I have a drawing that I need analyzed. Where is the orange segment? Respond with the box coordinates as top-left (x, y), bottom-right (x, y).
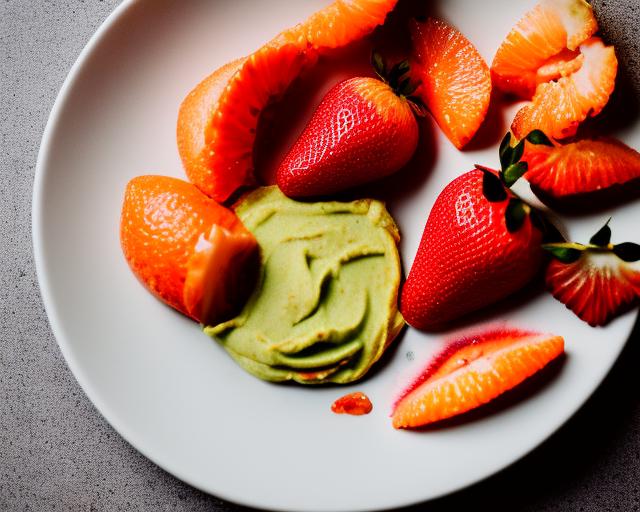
top-left (178, 0), bottom-right (398, 202)
top-left (392, 330), bottom-right (564, 428)
top-left (120, 176), bottom-right (257, 323)
top-left (177, 58), bottom-right (245, 198)
top-left (303, 0), bottom-right (398, 49)
top-left (491, 0), bottom-right (597, 98)
top-left (511, 37), bottom-right (617, 140)
top-left (410, 18), bottom-right (491, 149)
top-left (201, 36), bottom-right (310, 202)
top-left (523, 137), bottom-right (640, 197)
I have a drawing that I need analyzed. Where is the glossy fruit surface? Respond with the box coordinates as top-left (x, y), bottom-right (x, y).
top-left (544, 223), bottom-right (640, 326)
top-left (392, 328), bottom-right (564, 428)
top-left (178, 0), bottom-right (398, 202)
top-left (410, 17), bottom-right (491, 149)
top-left (511, 37), bottom-right (617, 140)
top-left (401, 169), bottom-right (544, 330)
top-left (276, 76), bottom-right (418, 197)
top-left (177, 59), bottom-right (245, 200)
top-left (491, 0), bottom-right (597, 98)
top-left (523, 137), bottom-right (640, 197)
top-left (120, 175), bottom-right (257, 324)
top-left (302, 0), bottom-right (398, 49)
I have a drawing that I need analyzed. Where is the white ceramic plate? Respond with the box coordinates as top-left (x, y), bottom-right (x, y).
top-left (33, 1), bottom-right (640, 510)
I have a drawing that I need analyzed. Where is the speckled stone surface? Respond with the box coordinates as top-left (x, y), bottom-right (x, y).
top-left (1, 1), bottom-right (639, 511)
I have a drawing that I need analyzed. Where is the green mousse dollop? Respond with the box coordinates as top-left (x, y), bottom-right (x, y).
top-left (204, 186), bottom-right (404, 384)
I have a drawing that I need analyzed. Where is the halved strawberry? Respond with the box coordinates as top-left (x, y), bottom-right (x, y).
top-left (511, 37), bottom-right (618, 140)
top-left (120, 176), bottom-right (258, 324)
top-left (544, 221), bottom-right (640, 327)
top-left (178, 0), bottom-right (398, 202)
top-left (410, 17), bottom-right (491, 149)
top-left (392, 328), bottom-right (564, 428)
top-left (522, 133), bottom-right (640, 198)
top-left (491, 0), bottom-right (598, 98)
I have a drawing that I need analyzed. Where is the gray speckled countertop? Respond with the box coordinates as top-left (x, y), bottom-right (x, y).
top-left (1, 1), bottom-right (639, 511)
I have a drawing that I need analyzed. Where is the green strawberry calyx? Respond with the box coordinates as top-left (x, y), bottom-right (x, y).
top-left (473, 129), bottom-right (561, 238)
top-left (371, 51), bottom-right (427, 117)
top-left (498, 129), bottom-right (553, 187)
top-left (543, 218), bottom-right (640, 263)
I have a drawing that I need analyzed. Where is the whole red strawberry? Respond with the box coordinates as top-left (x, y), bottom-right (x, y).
top-left (401, 133), bottom-right (553, 330)
top-left (276, 56), bottom-right (421, 197)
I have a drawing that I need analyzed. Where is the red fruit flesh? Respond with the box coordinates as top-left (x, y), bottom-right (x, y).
top-left (392, 328), bottom-right (564, 428)
top-left (276, 77), bottom-right (418, 197)
top-left (400, 169), bottom-right (544, 330)
top-left (523, 138), bottom-right (640, 198)
top-left (410, 17), bottom-right (491, 149)
top-left (546, 251), bottom-right (640, 327)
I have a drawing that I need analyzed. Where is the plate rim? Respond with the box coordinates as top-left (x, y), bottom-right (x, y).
top-left (31, 1), bottom-right (636, 510)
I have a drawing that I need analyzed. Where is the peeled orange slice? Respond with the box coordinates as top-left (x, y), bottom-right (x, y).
top-left (511, 37), bottom-right (617, 139)
top-left (410, 17), bottom-right (491, 149)
top-left (392, 329), bottom-right (564, 428)
top-left (491, 0), bottom-right (598, 98)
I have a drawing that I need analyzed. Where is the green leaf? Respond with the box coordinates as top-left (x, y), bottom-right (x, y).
top-left (371, 51), bottom-right (386, 81)
top-left (589, 218), bottom-right (612, 246)
top-left (505, 198), bottom-right (527, 233)
top-left (499, 132), bottom-right (512, 170)
top-left (613, 242), bottom-right (640, 262)
top-left (481, 167), bottom-right (508, 202)
top-left (525, 130), bottom-right (553, 146)
top-left (542, 244), bottom-right (584, 263)
top-left (503, 161), bottom-right (528, 187)
top-left (511, 138), bottom-right (525, 165)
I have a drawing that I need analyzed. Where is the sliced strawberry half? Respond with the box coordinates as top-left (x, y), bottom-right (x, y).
top-left (392, 328), bottom-right (564, 429)
top-left (544, 221), bottom-right (640, 327)
top-left (491, 0), bottom-right (598, 99)
top-left (522, 134), bottom-right (640, 198)
top-left (410, 17), bottom-right (491, 149)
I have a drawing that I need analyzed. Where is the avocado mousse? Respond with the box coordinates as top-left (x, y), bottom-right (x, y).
top-left (204, 186), bottom-right (404, 384)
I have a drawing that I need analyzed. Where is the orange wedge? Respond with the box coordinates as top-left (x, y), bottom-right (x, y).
top-left (511, 37), bottom-right (617, 139)
top-left (410, 17), bottom-right (491, 149)
top-left (491, 0), bottom-right (598, 98)
top-left (120, 175), bottom-right (257, 324)
top-left (392, 329), bottom-right (564, 428)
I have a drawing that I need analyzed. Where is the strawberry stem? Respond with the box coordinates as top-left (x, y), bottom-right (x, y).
top-left (370, 50), bottom-right (425, 117)
top-left (545, 222), bottom-right (640, 263)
